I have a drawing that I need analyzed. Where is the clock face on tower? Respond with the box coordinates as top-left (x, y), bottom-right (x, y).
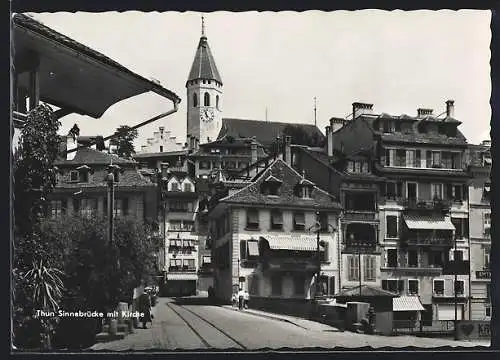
top-left (201, 108), bottom-right (215, 123)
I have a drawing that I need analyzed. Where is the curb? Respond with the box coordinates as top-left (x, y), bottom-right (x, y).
top-left (221, 306), bottom-right (311, 331)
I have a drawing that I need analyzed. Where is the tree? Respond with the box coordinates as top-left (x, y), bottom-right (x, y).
top-left (109, 125), bottom-right (138, 159)
top-left (13, 104), bottom-right (63, 349)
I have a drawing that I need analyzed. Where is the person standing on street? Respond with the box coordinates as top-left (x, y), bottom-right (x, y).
top-left (243, 289), bottom-right (249, 309)
top-left (237, 287), bottom-right (244, 310)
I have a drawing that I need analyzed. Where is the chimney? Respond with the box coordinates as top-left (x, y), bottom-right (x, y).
top-left (250, 142), bottom-right (258, 164)
top-left (325, 125), bottom-right (333, 156)
top-left (445, 100), bottom-right (455, 118)
top-left (66, 134), bottom-right (77, 160)
top-left (159, 126), bottom-right (165, 133)
top-left (352, 102), bottom-right (373, 119)
top-left (417, 108), bottom-right (433, 117)
top-left (285, 136), bottom-right (292, 166)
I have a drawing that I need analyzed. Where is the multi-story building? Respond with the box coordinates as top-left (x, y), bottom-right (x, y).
top-left (161, 170), bottom-right (200, 296)
top-left (290, 142), bottom-right (385, 294)
top-left (467, 140), bottom-right (491, 320)
top-left (324, 101), bottom-right (471, 322)
top-left (207, 156), bottom-right (342, 314)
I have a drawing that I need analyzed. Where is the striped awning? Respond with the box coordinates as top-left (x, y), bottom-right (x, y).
top-left (393, 296), bottom-right (425, 312)
top-left (260, 234), bottom-right (324, 252)
top-left (403, 214), bottom-right (455, 231)
top-left (167, 273), bottom-right (198, 281)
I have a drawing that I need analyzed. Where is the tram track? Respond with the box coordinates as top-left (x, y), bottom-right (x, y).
top-left (165, 301), bottom-right (248, 350)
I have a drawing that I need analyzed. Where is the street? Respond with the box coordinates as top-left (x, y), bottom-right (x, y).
top-left (90, 297), bottom-right (490, 351)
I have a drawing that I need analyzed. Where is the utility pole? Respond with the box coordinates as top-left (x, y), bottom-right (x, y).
top-left (316, 211), bottom-right (321, 297)
top-left (265, 107), bottom-right (268, 122)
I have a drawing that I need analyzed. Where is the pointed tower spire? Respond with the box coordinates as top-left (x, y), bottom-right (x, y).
top-left (201, 14), bottom-right (206, 38)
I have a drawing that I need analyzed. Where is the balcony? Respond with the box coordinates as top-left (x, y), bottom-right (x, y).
top-left (343, 210), bottom-right (378, 222)
top-left (382, 265), bottom-right (443, 277)
top-left (264, 257), bottom-right (318, 272)
top-left (399, 198), bottom-right (451, 212)
top-left (403, 235), bottom-right (452, 247)
top-left (168, 266), bottom-right (197, 272)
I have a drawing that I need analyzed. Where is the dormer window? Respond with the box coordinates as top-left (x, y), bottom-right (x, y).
top-left (70, 170), bottom-right (78, 182)
top-left (113, 169), bottom-right (120, 183)
top-left (171, 182), bottom-right (179, 192)
top-left (296, 175), bottom-right (314, 199)
top-left (75, 165), bottom-right (91, 183)
top-left (261, 175), bottom-right (282, 196)
top-left (301, 186), bottom-right (312, 199)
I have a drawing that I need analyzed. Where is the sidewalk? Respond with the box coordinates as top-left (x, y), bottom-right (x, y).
top-left (222, 305), bottom-right (340, 332)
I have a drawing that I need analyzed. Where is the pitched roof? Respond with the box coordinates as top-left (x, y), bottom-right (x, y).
top-left (55, 168), bottom-right (154, 189)
top-left (220, 158), bottom-right (341, 210)
top-left (187, 35), bottom-right (222, 84)
top-left (55, 147), bottom-right (136, 166)
top-left (335, 285), bottom-right (398, 298)
top-left (218, 118), bottom-right (325, 147)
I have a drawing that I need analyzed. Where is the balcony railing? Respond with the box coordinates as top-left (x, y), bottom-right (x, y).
top-left (403, 236), bottom-right (452, 247)
top-left (343, 210), bottom-right (378, 221)
top-left (382, 265), bottom-right (443, 277)
top-left (168, 266), bottom-right (196, 272)
top-left (398, 198), bottom-right (451, 211)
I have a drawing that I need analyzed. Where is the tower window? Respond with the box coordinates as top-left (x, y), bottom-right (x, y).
top-left (160, 146), bottom-right (163, 152)
top-left (193, 93), bottom-right (198, 108)
top-left (208, 80), bottom-right (211, 84)
top-left (204, 92), bottom-right (210, 106)
top-left (216, 95), bottom-right (220, 110)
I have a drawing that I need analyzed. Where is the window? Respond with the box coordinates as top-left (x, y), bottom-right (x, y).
top-left (395, 149), bottom-right (406, 167)
top-left (453, 185), bottom-right (463, 201)
top-left (183, 259), bottom-right (196, 270)
top-left (382, 279), bottom-right (404, 294)
top-left (407, 150), bottom-right (415, 167)
top-left (50, 200), bottom-right (66, 218)
top-left (159, 145), bottom-right (163, 153)
top-left (363, 255), bottom-right (376, 282)
top-left (454, 280), bottom-right (465, 296)
top-left (202, 256), bottom-right (211, 266)
top-left (486, 283), bottom-right (491, 303)
top-left (452, 218), bottom-right (469, 239)
top-left (270, 210), bottom-right (283, 230)
top-left (171, 182), bottom-right (179, 191)
top-left (431, 151), bottom-right (441, 167)
top-left (169, 200), bottom-right (194, 212)
top-left (415, 150), bottom-right (421, 168)
top-left (293, 212), bottom-right (305, 231)
top-left (433, 280), bottom-right (444, 296)
top-left (355, 161), bottom-right (361, 173)
top-left (362, 162), bottom-right (369, 173)
top-left (271, 274), bottom-right (282, 295)
top-left (77, 170), bottom-right (89, 183)
top-left (451, 153), bottom-right (461, 169)
top-left (484, 213), bottom-right (491, 237)
top-left (407, 250), bottom-right (418, 267)
top-left (184, 183), bottom-right (192, 192)
top-left (216, 95), bottom-right (220, 110)
top-left (319, 212), bottom-right (329, 232)
top-left (301, 186), bottom-right (312, 199)
top-left (347, 255), bottom-right (359, 281)
top-left (169, 259), bottom-right (182, 270)
top-left (321, 242), bottom-right (329, 263)
top-left (408, 280), bottom-right (419, 295)
top-left (294, 275), bottom-right (305, 295)
top-left (79, 198), bottom-right (97, 218)
top-left (386, 182), bottom-right (402, 200)
top-left (114, 198), bottom-right (129, 217)
top-left (484, 248), bottom-right (490, 269)
top-left (386, 249), bottom-right (398, 268)
top-left (486, 306), bottom-right (491, 317)
top-left (386, 215), bottom-right (398, 238)
top-left (431, 183), bottom-right (443, 200)
top-left (69, 170), bottom-right (78, 182)
top-left (204, 92), bottom-right (210, 106)
top-left (429, 251), bottom-right (444, 267)
top-left (246, 209), bottom-right (259, 230)
top-left (113, 169), bottom-right (120, 183)
top-left (193, 93), bottom-right (198, 107)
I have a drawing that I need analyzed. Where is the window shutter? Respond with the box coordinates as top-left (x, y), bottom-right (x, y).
top-left (240, 240), bottom-right (247, 260)
top-left (463, 184), bottom-right (468, 200)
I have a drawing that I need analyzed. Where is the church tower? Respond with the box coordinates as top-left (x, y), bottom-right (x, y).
top-left (186, 16), bottom-right (223, 150)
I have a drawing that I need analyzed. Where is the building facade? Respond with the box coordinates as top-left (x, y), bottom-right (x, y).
top-left (208, 158), bottom-right (342, 313)
top-left (467, 141), bottom-right (491, 320)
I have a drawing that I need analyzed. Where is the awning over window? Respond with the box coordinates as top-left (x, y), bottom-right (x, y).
top-left (247, 241), bottom-right (259, 256)
top-left (260, 234), bottom-right (325, 252)
top-left (393, 296), bottom-right (425, 312)
top-left (403, 214), bottom-right (455, 231)
top-left (167, 273), bottom-right (198, 281)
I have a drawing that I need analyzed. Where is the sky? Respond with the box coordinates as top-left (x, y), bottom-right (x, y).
top-left (28, 10), bottom-right (492, 148)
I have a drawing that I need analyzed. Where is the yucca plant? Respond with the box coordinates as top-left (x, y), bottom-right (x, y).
top-left (23, 259), bottom-right (65, 349)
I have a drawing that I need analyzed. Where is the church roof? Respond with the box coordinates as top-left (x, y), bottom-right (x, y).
top-left (187, 35), bottom-right (222, 85)
top-left (218, 118), bottom-right (325, 147)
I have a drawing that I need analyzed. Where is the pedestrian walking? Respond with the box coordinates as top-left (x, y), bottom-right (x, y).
top-left (138, 292), bottom-right (152, 329)
top-left (243, 289), bottom-right (249, 309)
top-left (237, 287), bottom-right (244, 310)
